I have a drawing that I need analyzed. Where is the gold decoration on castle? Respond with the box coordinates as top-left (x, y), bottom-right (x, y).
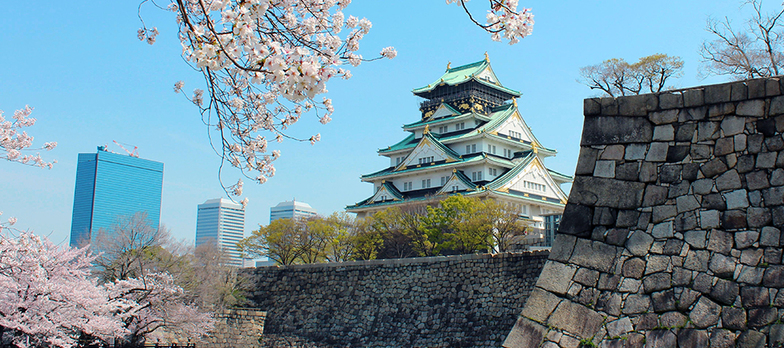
top-left (459, 103), bottom-right (470, 110)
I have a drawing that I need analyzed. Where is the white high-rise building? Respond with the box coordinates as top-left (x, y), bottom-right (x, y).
top-left (195, 198), bottom-right (245, 267)
top-left (270, 199), bottom-right (317, 222)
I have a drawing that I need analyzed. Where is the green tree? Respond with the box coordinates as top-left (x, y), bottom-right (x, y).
top-left (477, 199), bottom-right (530, 252)
top-left (579, 54), bottom-right (684, 97)
top-left (423, 195), bottom-right (493, 255)
top-left (323, 212), bottom-right (359, 263)
top-left (238, 218), bottom-right (301, 265)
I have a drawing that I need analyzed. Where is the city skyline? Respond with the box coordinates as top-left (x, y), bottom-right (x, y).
top-left (195, 198), bottom-right (246, 267)
top-left (1, 1), bottom-right (758, 245)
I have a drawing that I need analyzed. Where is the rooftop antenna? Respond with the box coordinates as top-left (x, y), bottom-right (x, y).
top-left (113, 140), bottom-right (139, 157)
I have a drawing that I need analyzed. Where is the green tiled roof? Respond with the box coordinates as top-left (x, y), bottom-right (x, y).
top-left (361, 154), bottom-right (486, 180)
top-left (412, 59), bottom-right (521, 97)
top-left (485, 152), bottom-right (536, 191)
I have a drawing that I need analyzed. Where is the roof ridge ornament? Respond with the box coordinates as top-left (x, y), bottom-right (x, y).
top-left (424, 124), bottom-right (430, 134)
top-left (446, 61), bottom-right (451, 71)
top-left (484, 52), bottom-right (489, 61)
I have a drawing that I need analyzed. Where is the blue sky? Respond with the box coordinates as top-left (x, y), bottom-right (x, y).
top-left (0, 1), bottom-right (766, 245)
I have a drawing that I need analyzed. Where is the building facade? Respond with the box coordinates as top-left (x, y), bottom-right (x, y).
top-left (195, 198), bottom-right (246, 267)
top-left (70, 146), bottom-right (164, 247)
top-left (347, 57), bottom-right (571, 244)
top-left (269, 200), bottom-right (317, 222)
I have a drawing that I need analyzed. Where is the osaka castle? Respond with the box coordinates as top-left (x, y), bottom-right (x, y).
top-left (346, 56), bottom-right (572, 241)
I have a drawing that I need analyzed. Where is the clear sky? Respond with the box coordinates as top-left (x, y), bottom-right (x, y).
top-left (0, 0), bottom-right (767, 246)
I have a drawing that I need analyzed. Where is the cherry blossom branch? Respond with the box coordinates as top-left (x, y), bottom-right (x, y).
top-left (1, 106), bottom-right (57, 169)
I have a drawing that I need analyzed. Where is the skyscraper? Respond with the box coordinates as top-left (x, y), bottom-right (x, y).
top-left (269, 199), bottom-right (317, 222)
top-left (195, 198), bottom-right (246, 267)
top-left (69, 146), bottom-right (164, 247)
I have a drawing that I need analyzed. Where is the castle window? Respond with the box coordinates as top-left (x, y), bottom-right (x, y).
top-left (441, 176), bottom-right (449, 185)
top-left (418, 156), bottom-right (434, 164)
top-left (456, 122), bottom-right (465, 130)
top-left (421, 178), bottom-right (431, 188)
top-left (438, 125), bottom-right (448, 133)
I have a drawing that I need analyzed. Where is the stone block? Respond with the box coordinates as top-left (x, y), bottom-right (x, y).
top-left (692, 179), bottom-right (714, 195)
top-left (645, 255), bottom-right (671, 275)
top-left (550, 234), bottom-right (577, 262)
top-left (537, 261), bottom-right (577, 295)
top-left (649, 109), bottom-right (679, 125)
top-left (605, 228), bottom-right (628, 246)
top-left (761, 226), bottom-right (781, 247)
top-left (582, 116), bottom-right (653, 145)
top-left (684, 230), bottom-right (708, 249)
top-left (597, 272), bottom-right (621, 290)
top-left (642, 185), bottom-right (668, 207)
top-left (575, 147), bottom-right (600, 175)
top-left (558, 204), bottom-right (593, 238)
top-left (569, 238), bottom-right (617, 273)
top-left (764, 247), bottom-right (782, 264)
top-left (666, 145), bottom-right (690, 163)
top-left (578, 177), bottom-right (646, 209)
top-left (770, 324), bottom-right (784, 347)
top-left (652, 221), bottom-right (674, 239)
top-left (605, 317), bottom-right (633, 337)
top-left (675, 123), bottom-right (697, 142)
top-left (653, 124), bottom-right (675, 141)
top-left (741, 286), bottom-right (770, 307)
top-left (737, 265), bottom-right (764, 285)
top-left (716, 170), bottom-right (742, 192)
top-left (771, 95), bottom-right (784, 115)
top-left (675, 211), bottom-right (698, 231)
top-left (619, 94), bottom-right (653, 116)
top-left (746, 170), bottom-right (771, 191)
top-left (548, 300), bottom-right (604, 339)
top-left (731, 81), bottom-right (749, 101)
top-left (584, 98), bottom-right (601, 116)
top-left (685, 250), bottom-right (710, 272)
top-left (710, 329), bottom-right (738, 348)
top-left (645, 142), bottom-right (669, 162)
top-left (709, 278), bottom-right (739, 305)
top-left (684, 106), bottom-right (708, 121)
top-left (722, 307), bottom-right (747, 330)
top-left (766, 135), bottom-right (784, 151)
top-left (651, 290), bottom-right (677, 312)
top-left (714, 137), bottom-right (735, 156)
top-left (503, 317), bottom-right (546, 348)
top-left (747, 207), bottom-right (771, 228)
top-left (740, 248), bottom-right (763, 266)
top-left (709, 253), bottom-right (736, 278)
top-left (679, 288), bottom-right (702, 310)
top-left (521, 288), bottom-right (561, 323)
top-left (708, 230), bottom-right (734, 254)
top-left (593, 207), bottom-right (618, 226)
top-left (748, 307), bottom-right (777, 327)
top-left (659, 92), bottom-right (683, 109)
top-left (721, 115), bottom-right (747, 135)
top-left (683, 88), bottom-right (704, 107)
top-left (736, 155), bottom-right (755, 173)
top-left (758, 118), bottom-right (778, 137)
top-left (768, 77), bottom-right (782, 96)
top-left (723, 189), bottom-right (749, 210)
top-left (676, 195), bottom-right (700, 213)
top-left (772, 168), bottom-right (784, 186)
top-left (593, 160), bottom-right (616, 178)
top-left (697, 121), bottom-right (720, 141)
top-left (763, 265), bottom-right (784, 287)
top-left (624, 143), bottom-right (647, 160)
top-left (622, 293), bottom-right (651, 315)
top-left (644, 330), bottom-right (677, 348)
top-left (705, 83), bottom-right (732, 104)
top-left (701, 158), bottom-right (728, 178)
top-left (736, 99), bottom-right (765, 117)
top-left (678, 329), bottom-right (709, 348)
top-left (763, 186), bottom-right (784, 205)
top-left (757, 151), bottom-right (777, 168)
top-left (748, 79), bottom-right (766, 98)
top-left (643, 272), bottom-right (672, 293)
top-left (690, 296), bottom-right (721, 328)
top-left (702, 193), bottom-right (727, 211)
top-left (691, 144), bottom-right (712, 160)
top-left (748, 134), bottom-right (765, 153)
top-left (599, 144), bottom-right (626, 160)
top-left (737, 330), bottom-right (767, 348)
top-left (700, 210), bottom-right (721, 230)
top-left (663, 239), bottom-right (684, 256)
top-left (735, 230), bottom-right (760, 249)
top-left (638, 162), bottom-right (658, 182)
top-left (657, 164), bottom-right (679, 184)
top-left (573, 268), bottom-right (600, 287)
top-left (616, 210), bottom-right (640, 228)
top-left (652, 205), bottom-right (677, 223)
top-left (595, 291), bottom-right (622, 317)
top-left (722, 210), bottom-right (748, 230)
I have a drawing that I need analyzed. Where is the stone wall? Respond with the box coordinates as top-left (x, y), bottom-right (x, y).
top-left (201, 308), bottom-right (266, 347)
top-left (505, 77), bottom-right (784, 347)
top-left (244, 251), bottom-right (548, 347)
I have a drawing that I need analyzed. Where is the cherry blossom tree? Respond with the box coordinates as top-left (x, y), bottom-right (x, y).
top-left (136, 0), bottom-right (533, 194)
top-left (0, 233), bottom-right (125, 348)
top-left (106, 272), bottom-right (214, 346)
top-left (0, 105), bottom-right (57, 169)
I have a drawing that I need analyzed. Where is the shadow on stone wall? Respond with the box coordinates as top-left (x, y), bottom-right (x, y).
top-left (505, 78), bottom-right (784, 347)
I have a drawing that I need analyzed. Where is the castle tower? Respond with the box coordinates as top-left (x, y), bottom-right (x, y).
top-left (347, 57), bottom-right (572, 243)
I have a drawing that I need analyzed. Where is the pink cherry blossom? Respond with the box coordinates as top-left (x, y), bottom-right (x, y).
top-left (0, 106), bottom-right (57, 169)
